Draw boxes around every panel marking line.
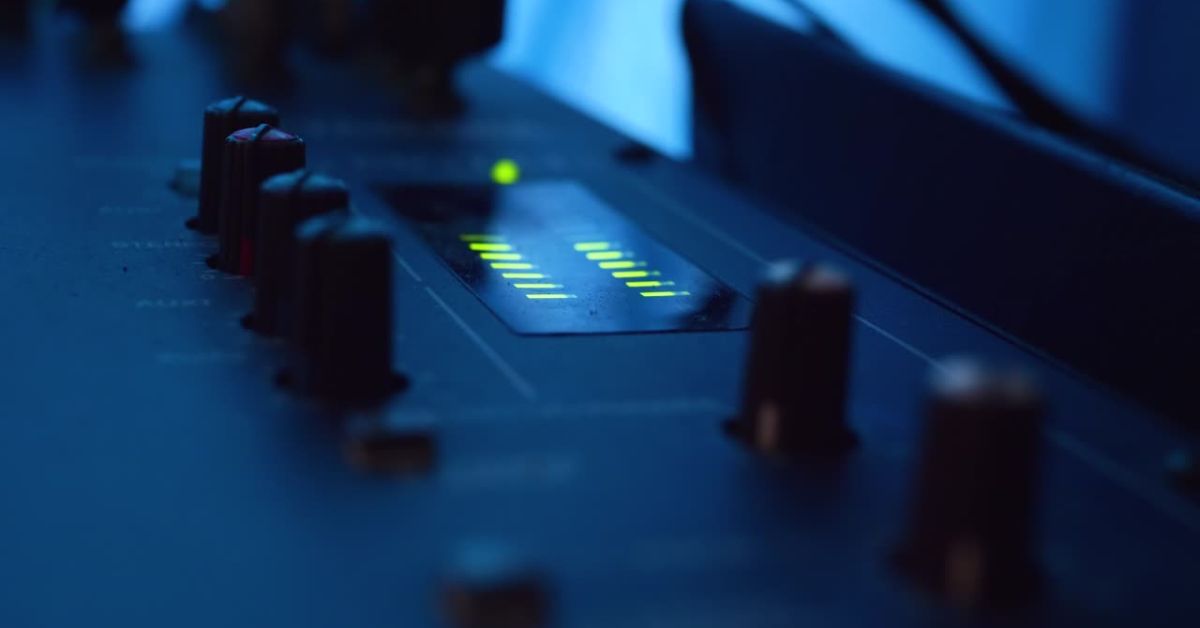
[423,286,539,401]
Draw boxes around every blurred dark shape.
[0,0,31,39]
[894,359,1043,608]
[441,542,549,628]
[733,260,857,455]
[368,0,506,116]
[58,0,132,66]
[221,0,291,83]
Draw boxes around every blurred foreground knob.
[217,124,305,275]
[191,96,280,233]
[292,214,397,401]
[441,543,549,628]
[734,261,856,454]
[893,359,1043,607]
[251,170,348,335]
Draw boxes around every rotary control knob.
[732,260,857,454]
[291,213,398,401]
[190,96,280,234]
[250,170,349,335]
[893,358,1043,607]
[216,124,305,275]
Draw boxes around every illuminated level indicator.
[502,272,546,279]
[585,251,624,261]
[625,280,674,288]
[525,293,575,300]
[491,262,534,270]
[512,283,563,289]
[599,260,644,270]
[573,242,612,252]
[641,291,690,298]
[460,234,505,242]
[480,253,523,261]
[491,158,521,185]
[468,242,513,252]
[612,270,659,279]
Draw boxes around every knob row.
[189,96,398,404]
[732,260,1044,608]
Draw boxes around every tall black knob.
[251,170,349,336]
[893,359,1043,607]
[190,97,280,234]
[734,261,856,454]
[292,214,396,401]
[217,124,305,275]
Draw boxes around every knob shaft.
[736,261,856,453]
[217,124,305,275]
[292,214,395,401]
[894,359,1043,607]
[252,170,349,335]
[192,97,280,233]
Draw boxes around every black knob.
[440,543,549,628]
[733,261,857,454]
[190,96,280,234]
[893,359,1043,607]
[292,213,397,401]
[216,124,305,275]
[250,170,349,335]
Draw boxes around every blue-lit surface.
[376,181,751,334]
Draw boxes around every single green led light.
[640,291,690,298]
[626,280,672,288]
[612,270,650,278]
[513,283,563,289]
[491,262,534,270]
[599,261,641,269]
[573,242,611,252]
[502,272,545,279]
[586,251,624,260]
[491,158,521,185]
[468,242,513,252]
[480,253,522,261]
[526,293,574,300]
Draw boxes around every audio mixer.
[1,3,1199,627]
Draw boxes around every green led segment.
[502,272,545,279]
[526,293,575,300]
[599,260,645,270]
[513,283,563,289]
[626,280,673,288]
[468,242,513,252]
[480,252,523,261]
[573,241,612,252]
[613,270,657,279]
[491,158,521,186]
[460,234,505,242]
[641,291,691,298]
[586,251,624,261]
[490,262,534,270]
